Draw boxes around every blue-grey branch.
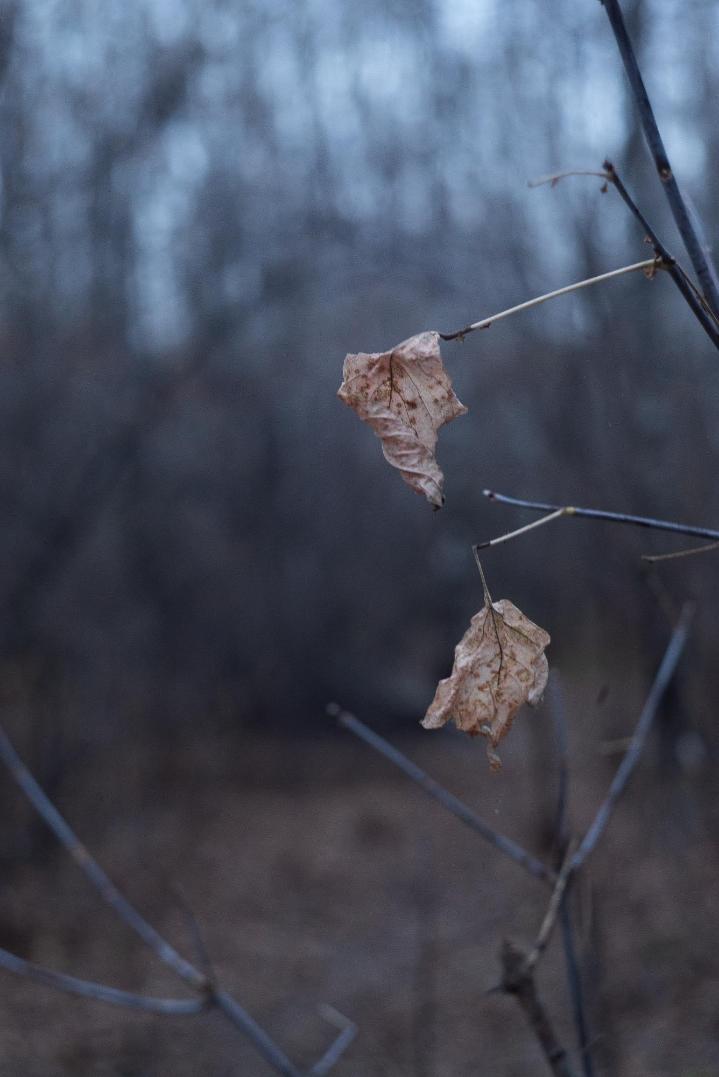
[600,0,719,319]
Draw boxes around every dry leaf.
[337,331,467,508]
[422,584,550,771]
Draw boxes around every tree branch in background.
[0,722,355,1077]
[600,0,719,318]
[440,259,660,342]
[479,490,719,548]
[328,704,555,886]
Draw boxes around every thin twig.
[600,0,719,318]
[570,603,693,873]
[528,169,610,189]
[482,490,719,544]
[548,677,595,1077]
[211,991,303,1077]
[0,723,205,991]
[495,614,688,1073]
[530,160,719,348]
[0,722,354,1077]
[500,939,578,1077]
[524,846,576,974]
[641,565,681,629]
[172,883,216,984]
[548,676,570,859]
[309,1006,358,1077]
[440,259,660,341]
[602,161,719,348]
[328,704,555,885]
[542,606,690,1074]
[642,541,719,564]
[0,946,206,1016]
[603,162,676,264]
[559,902,594,1077]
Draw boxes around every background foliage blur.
[1,0,718,799]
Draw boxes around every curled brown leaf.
[422,594,550,771]
[337,331,467,507]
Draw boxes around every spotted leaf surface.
[338,331,467,507]
[422,597,550,770]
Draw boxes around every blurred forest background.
[1,0,719,1074]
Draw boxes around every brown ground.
[1,709,718,1077]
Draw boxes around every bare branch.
[602,161,719,348]
[328,704,555,886]
[0,723,205,991]
[0,946,205,1016]
[547,676,570,857]
[547,678,595,1077]
[530,159,719,348]
[482,490,719,544]
[570,603,693,873]
[440,259,660,341]
[600,0,719,318]
[558,902,594,1077]
[0,721,352,1077]
[210,992,303,1076]
[500,939,578,1077]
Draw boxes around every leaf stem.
[471,547,494,605]
[476,509,568,551]
[440,259,660,341]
